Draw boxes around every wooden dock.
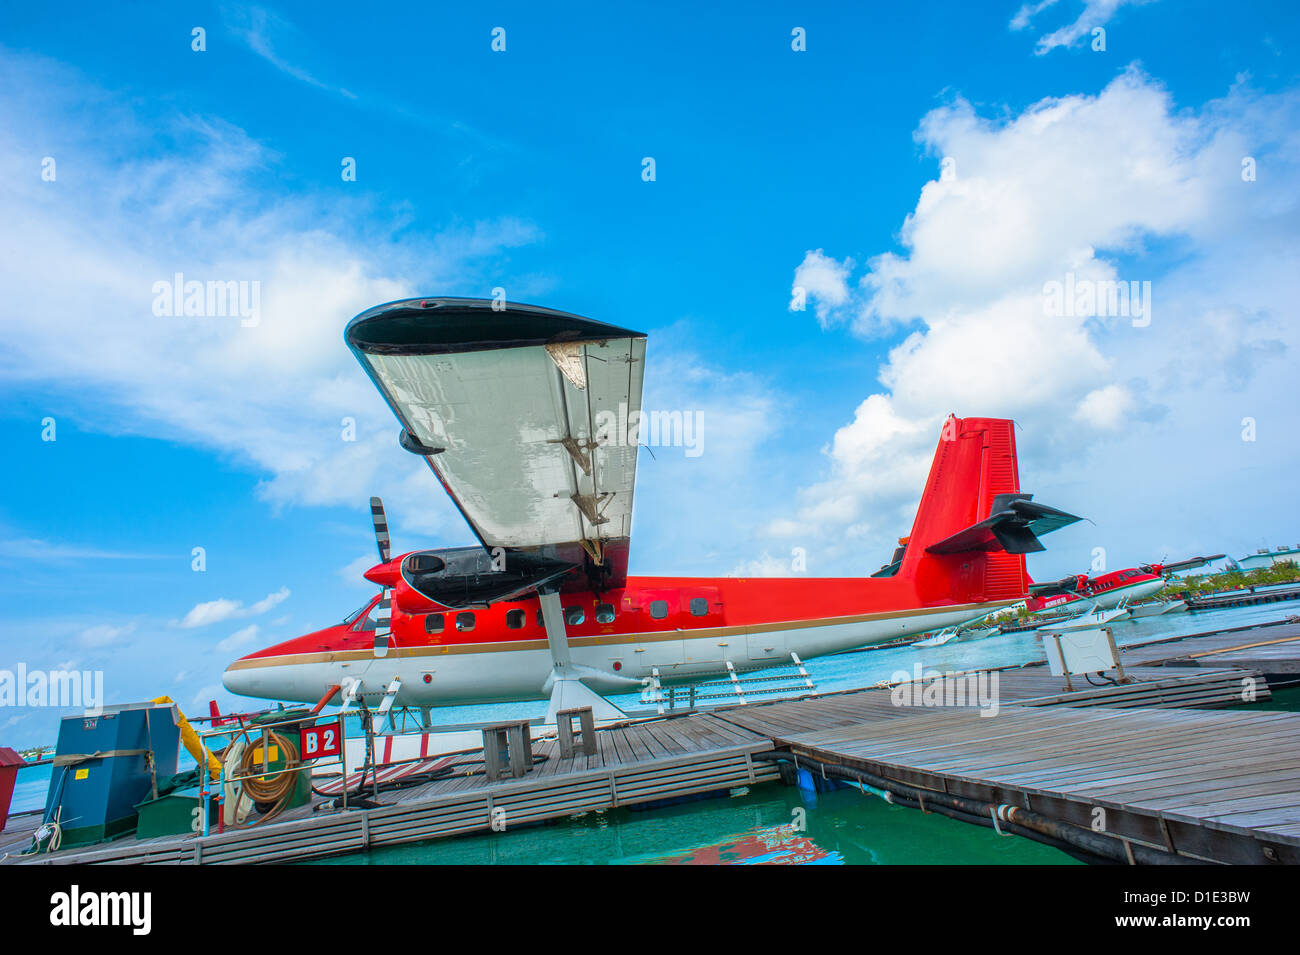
[1185,587,1300,611]
[1119,619,1300,680]
[3,711,779,865]
[724,703,1300,864]
[4,619,1298,865]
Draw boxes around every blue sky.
[2,0,1298,745]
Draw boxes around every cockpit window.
[343,601,373,625]
[350,602,379,631]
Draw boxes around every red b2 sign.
[300,721,342,760]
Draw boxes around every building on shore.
[1231,546,1300,571]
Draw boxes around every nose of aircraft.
[221,661,256,697]
[221,626,337,702]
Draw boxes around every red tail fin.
[898,416,1079,604]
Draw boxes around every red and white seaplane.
[222,297,1081,733]
[1025,555,1225,616]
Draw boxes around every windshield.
[343,600,374,625]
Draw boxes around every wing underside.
[347,297,647,592]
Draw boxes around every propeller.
[370,496,391,564]
[368,496,393,659]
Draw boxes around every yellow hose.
[151,695,222,780]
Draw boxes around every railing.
[641,652,817,712]
[195,707,349,838]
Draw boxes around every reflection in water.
[310,784,1078,866]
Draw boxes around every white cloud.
[216,625,260,653]
[785,69,1300,571]
[191,684,225,707]
[339,553,378,587]
[0,48,538,540]
[1074,384,1133,429]
[1011,0,1156,55]
[0,539,170,561]
[792,249,854,327]
[1010,0,1060,32]
[731,552,801,577]
[224,4,357,98]
[177,587,289,629]
[629,326,784,575]
[76,623,135,649]
[247,587,291,616]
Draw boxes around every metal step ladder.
[374,677,402,733]
[337,676,403,733]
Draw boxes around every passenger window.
[649,599,669,620]
[455,612,475,632]
[506,609,525,629]
[689,597,708,617]
[424,613,444,634]
[595,603,616,624]
[536,609,545,629]
[565,606,584,626]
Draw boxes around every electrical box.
[1040,627,1120,676]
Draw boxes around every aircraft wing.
[347,297,647,592]
[1158,554,1227,574]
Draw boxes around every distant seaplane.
[1026,555,1225,616]
[222,297,1081,722]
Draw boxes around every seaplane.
[1025,555,1226,617]
[222,297,1082,735]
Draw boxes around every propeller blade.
[370,496,391,564]
[373,588,392,658]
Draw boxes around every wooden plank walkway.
[4,619,1295,865]
[714,703,1300,864]
[1118,620,1300,677]
[6,712,780,865]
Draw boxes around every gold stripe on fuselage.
[225,599,1015,671]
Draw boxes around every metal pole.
[340,720,348,812]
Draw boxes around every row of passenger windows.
[420,596,712,633]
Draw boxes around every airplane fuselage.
[224,574,1017,707]
[1029,569,1166,614]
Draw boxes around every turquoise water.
[7,603,1295,863]
[310,782,1079,865]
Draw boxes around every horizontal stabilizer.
[926,493,1082,556]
